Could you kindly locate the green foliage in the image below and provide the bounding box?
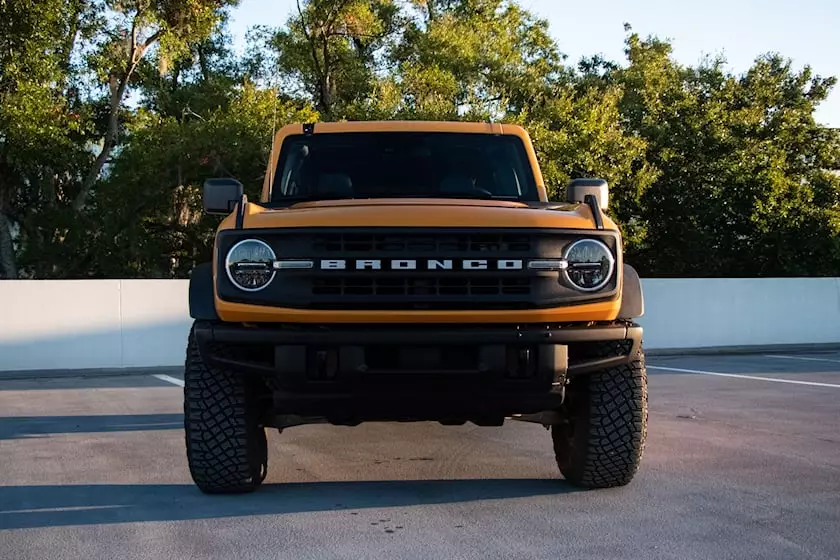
[41,82,317,278]
[512,81,658,249]
[598,31,840,276]
[2,0,839,279]
[0,0,103,277]
[388,0,564,120]
[265,0,402,119]
[1,0,238,278]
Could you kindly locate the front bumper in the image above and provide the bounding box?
[193,321,642,394]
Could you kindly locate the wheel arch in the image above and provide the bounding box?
[618,263,644,319]
[189,262,220,321]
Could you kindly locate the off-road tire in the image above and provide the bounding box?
[552,342,647,488]
[184,324,268,494]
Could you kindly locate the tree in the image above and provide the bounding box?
[387,0,564,120]
[261,0,401,120]
[0,0,101,278]
[513,80,658,249]
[78,82,318,279]
[77,0,241,211]
[605,30,840,276]
[3,0,240,279]
[3,1,840,279]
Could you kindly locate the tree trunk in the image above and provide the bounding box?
[75,73,125,211]
[319,35,334,119]
[74,20,161,211]
[0,211,17,279]
[426,0,437,24]
[197,44,210,82]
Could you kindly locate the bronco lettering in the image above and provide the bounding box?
[318,259,526,271]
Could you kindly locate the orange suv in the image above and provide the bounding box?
[184,121,647,494]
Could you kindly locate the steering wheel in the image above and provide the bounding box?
[472,187,494,197]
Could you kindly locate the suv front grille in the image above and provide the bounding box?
[214,227,620,310]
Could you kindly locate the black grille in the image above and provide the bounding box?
[312,232,532,253]
[214,227,621,310]
[313,276,532,297]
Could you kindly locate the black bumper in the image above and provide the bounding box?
[193,321,642,394]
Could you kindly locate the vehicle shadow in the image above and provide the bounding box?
[0,414,183,440]
[0,479,581,530]
[647,353,840,376]
[0,371,182,391]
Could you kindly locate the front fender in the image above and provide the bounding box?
[189,262,220,321]
[618,264,644,319]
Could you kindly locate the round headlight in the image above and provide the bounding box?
[563,239,615,292]
[225,239,276,291]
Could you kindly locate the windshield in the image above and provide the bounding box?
[269,131,540,203]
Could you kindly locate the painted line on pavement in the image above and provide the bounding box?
[152,374,184,387]
[647,365,840,389]
[764,354,840,365]
[153,362,840,390]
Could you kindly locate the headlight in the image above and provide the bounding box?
[562,238,615,292]
[225,239,276,291]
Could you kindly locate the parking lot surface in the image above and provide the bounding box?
[1,352,839,560]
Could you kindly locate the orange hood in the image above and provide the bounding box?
[221,197,616,231]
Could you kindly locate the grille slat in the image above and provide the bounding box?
[313,233,533,253]
[308,231,537,306]
[313,277,531,298]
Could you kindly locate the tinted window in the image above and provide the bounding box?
[269,132,540,203]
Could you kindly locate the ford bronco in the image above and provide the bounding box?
[185,120,647,494]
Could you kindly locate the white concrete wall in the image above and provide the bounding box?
[1,278,839,371]
[637,278,840,349]
[0,280,192,372]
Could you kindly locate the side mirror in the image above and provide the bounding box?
[203,178,244,214]
[566,178,609,211]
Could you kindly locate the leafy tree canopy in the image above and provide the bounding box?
[1,0,838,279]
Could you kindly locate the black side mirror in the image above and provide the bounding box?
[566,178,609,211]
[203,178,244,214]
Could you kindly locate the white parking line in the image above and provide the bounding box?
[647,365,840,388]
[152,374,185,387]
[764,354,840,365]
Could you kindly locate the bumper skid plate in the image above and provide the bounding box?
[193,321,642,391]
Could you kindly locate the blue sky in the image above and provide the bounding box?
[226,0,840,127]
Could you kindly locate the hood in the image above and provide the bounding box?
[227,197,614,231]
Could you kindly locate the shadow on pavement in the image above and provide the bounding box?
[0,375,181,391]
[0,479,580,529]
[648,354,840,376]
[0,414,182,440]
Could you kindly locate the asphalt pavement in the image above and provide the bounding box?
[1,351,839,560]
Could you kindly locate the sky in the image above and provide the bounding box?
[225,0,840,127]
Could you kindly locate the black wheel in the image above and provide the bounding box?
[183,324,268,494]
[552,343,647,489]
